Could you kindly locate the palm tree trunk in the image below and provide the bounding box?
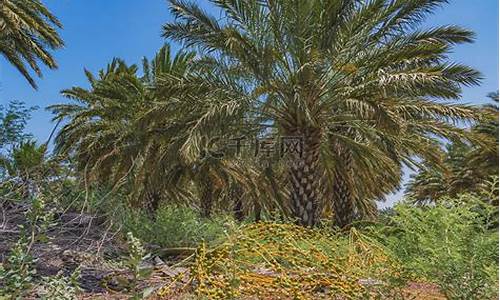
[254,198,262,222]
[145,190,161,218]
[232,185,244,222]
[332,128,355,228]
[288,127,322,227]
[331,142,355,228]
[200,178,213,218]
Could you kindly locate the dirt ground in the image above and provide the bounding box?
[0,202,187,299]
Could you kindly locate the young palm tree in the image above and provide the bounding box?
[0,140,54,198]
[163,0,481,227]
[49,58,157,211]
[0,0,63,88]
[466,92,499,177]
[406,92,499,203]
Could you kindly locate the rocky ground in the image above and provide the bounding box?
[0,201,191,299]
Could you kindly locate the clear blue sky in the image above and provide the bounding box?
[0,0,498,206]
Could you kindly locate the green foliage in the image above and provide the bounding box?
[48,44,256,219]
[406,92,499,203]
[0,101,62,200]
[1,1,498,298]
[374,194,498,299]
[38,267,81,300]
[0,237,37,299]
[0,195,56,299]
[0,100,37,151]
[163,0,483,226]
[48,0,490,229]
[121,232,155,299]
[121,205,230,248]
[0,0,64,88]
[0,140,50,194]
[125,232,152,283]
[25,196,56,242]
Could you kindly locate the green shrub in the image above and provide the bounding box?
[374,194,498,299]
[38,267,81,300]
[120,205,232,248]
[0,195,55,299]
[0,237,37,299]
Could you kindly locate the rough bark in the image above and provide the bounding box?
[254,198,262,222]
[331,138,355,228]
[145,190,161,218]
[287,127,322,227]
[200,178,213,218]
[232,185,245,222]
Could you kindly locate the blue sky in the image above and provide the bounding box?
[0,0,498,206]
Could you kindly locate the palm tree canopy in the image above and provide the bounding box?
[0,0,63,88]
[49,44,259,211]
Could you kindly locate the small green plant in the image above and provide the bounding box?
[126,231,152,283]
[38,267,81,300]
[0,195,55,299]
[0,237,37,299]
[124,232,153,299]
[26,196,56,242]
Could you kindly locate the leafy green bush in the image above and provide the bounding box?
[0,237,37,299]
[120,205,232,248]
[373,194,498,299]
[0,195,56,299]
[38,267,81,300]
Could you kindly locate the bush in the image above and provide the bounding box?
[38,267,81,300]
[0,237,37,299]
[0,195,55,299]
[120,205,232,248]
[373,194,499,300]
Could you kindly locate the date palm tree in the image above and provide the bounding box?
[49,47,197,211]
[0,140,57,198]
[467,92,499,177]
[49,44,260,216]
[0,0,63,88]
[163,0,481,227]
[406,92,499,203]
